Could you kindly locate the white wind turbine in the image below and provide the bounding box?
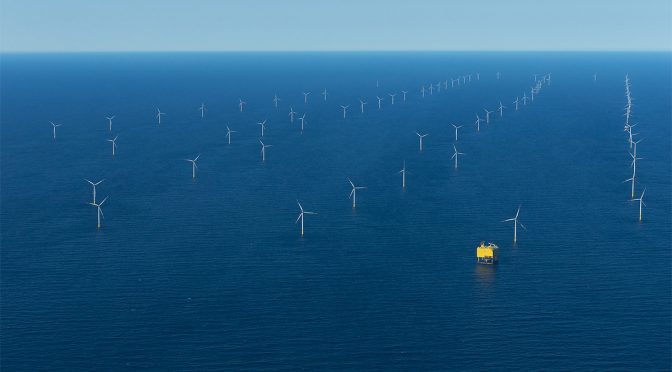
[226,125,237,144]
[389,93,397,105]
[401,90,408,102]
[238,98,246,112]
[156,108,166,125]
[105,116,115,131]
[451,144,465,169]
[107,135,118,156]
[303,91,310,104]
[398,161,407,189]
[630,188,646,221]
[340,105,349,119]
[299,113,307,132]
[421,85,426,98]
[522,93,529,105]
[348,178,366,208]
[273,94,281,109]
[259,140,272,162]
[49,121,61,139]
[257,119,267,137]
[451,124,463,141]
[475,114,484,132]
[483,108,494,124]
[498,101,507,117]
[84,179,104,204]
[416,132,428,152]
[376,96,384,110]
[513,97,520,111]
[198,103,206,118]
[322,88,328,101]
[624,151,643,198]
[288,107,297,123]
[502,206,525,243]
[184,154,200,179]
[89,196,108,229]
[296,201,317,237]
[359,99,367,114]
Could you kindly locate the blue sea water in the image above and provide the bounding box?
[1,52,671,370]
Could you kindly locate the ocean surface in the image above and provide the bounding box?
[1,52,670,370]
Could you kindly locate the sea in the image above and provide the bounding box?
[1,52,670,370]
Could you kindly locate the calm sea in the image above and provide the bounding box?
[1,52,670,370]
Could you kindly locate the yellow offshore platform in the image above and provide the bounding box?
[476,242,499,264]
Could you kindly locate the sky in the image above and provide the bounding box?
[1,0,670,52]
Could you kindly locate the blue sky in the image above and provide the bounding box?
[1,0,670,52]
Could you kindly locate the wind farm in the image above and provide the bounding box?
[1,3,670,371]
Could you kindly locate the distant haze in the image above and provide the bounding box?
[1,0,670,52]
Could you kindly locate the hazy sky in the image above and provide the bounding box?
[1,0,670,52]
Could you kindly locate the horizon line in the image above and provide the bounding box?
[1,50,671,55]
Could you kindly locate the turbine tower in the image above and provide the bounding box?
[296,201,317,237]
[348,178,366,208]
[502,206,526,243]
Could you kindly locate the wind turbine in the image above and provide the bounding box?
[321,88,328,101]
[428,84,434,95]
[340,105,349,119]
[398,161,407,189]
[259,140,272,162]
[156,108,166,124]
[184,154,200,179]
[84,179,104,204]
[522,93,529,105]
[225,126,237,144]
[624,151,643,198]
[421,85,426,98]
[416,132,428,152]
[359,99,367,114]
[376,96,384,110]
[451,124,463,141]
[630,188,646,221]
[498,101,507,117]
[451,144,464,169]
[389,93,396,105]
[401,90,408,102]
[347,178,366,208]
[257,119,267,137]
[273,94,281,109]
[303,91,310,104]
[483,108,494,124]
[502,206,525,243]
[49,121,61,139]
[296,201,317,237]
[105,116,115,131]
[238,98,246,112]
[198,103,206,118]
[288,107,297,123]
[513,97,520,111]
[107,135,118,156]
[475,114,484,132]
[299,113,306,132]
[89,196,108,229]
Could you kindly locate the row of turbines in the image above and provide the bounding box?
[623,75,646,221]
[57,71,548,242]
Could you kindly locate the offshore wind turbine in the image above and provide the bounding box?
[401,90,408,102]
[273,94,281,109]
[475,114,484,132]
[428,84,434,95]
[451,144,464,169]
[198,103,206,118]
[89,196,108,230]
[498,101,507,117]
[84,179,104,204]
[303,91,310,104]
[296,201,317,237]
[522,93,529,105]
[259,140,272,162]
[376,96,384,110]
[347,178,366,208]
[238,98,246,112]
[105,116,115,131]
[184,154,200,179]
[225,125,237,144]
[321,88,328,101]
[288,107,297,123]
[156,108,166,124]
[389,93,396,105]
[398,161,407,189]
[624,151,643,198]
[630,188,646,221]
[416,132,428,152]
[107,135,118,156]
[257,119,267,137]
[502,206,525,243]
[49,121,61,139]
[421,85,426,98]
[340,105,350,119]
[359,99,367,114]
[299,113,306,132]
[513,97,520,111]
[483,108,494,124]
[451,124,463,141]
